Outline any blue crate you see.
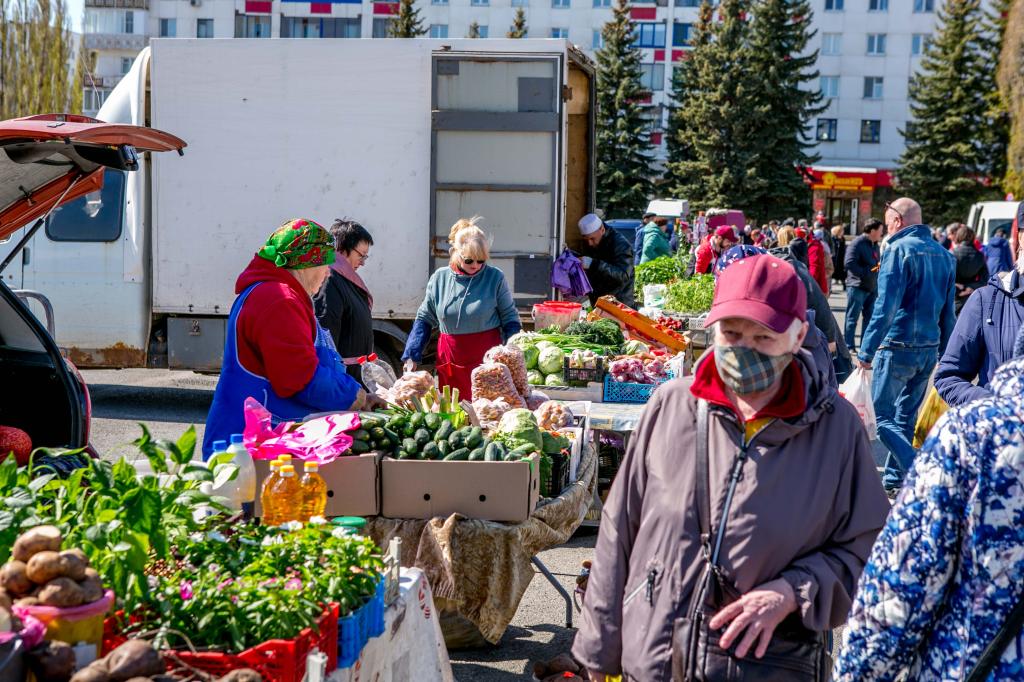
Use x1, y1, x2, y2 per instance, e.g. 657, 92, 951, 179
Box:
602, 371, 674, 404
337, 576, 386, 669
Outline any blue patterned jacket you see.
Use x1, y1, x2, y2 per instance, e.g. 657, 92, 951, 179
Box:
835, 357, 1024, 681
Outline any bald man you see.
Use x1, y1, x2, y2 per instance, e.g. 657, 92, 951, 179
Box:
855, 196, 956, 496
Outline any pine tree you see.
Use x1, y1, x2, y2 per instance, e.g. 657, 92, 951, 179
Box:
981, 0, 1011, 193
388, 0, 426, 37
665, 0, 759, 212
664, 4, 711, 171
998, 0, 1024, 198
743, 0, 825, 219
595, 0, 654, 216
467, 21, 481, 38
507, 7, 528, 38
897, 0, 992, 224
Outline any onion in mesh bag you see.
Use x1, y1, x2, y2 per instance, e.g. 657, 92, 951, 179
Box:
472, 397, 515, 431
535, 401, 573, 431
483, 345, 529, 398
471, 362, 525, 407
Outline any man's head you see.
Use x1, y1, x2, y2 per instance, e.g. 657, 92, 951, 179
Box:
954, 225, 976, 247
883, 197, 922, 235
863, 218, 884, 243
654, 216, 669, 232
642, 211, 657, 223
706, 255, 809, 395
711, 226, 737, 253
578, 213, 606, 248
796, 218, 807, 229
995, 227, 1008, 239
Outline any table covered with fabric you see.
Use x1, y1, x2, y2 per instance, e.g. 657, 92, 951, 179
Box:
364, 444, 598, 644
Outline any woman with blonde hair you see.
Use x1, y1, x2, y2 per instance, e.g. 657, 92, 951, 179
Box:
402, 217, 521, 398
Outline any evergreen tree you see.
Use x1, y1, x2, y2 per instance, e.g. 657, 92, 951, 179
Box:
897, 0, 991, 224
664, 3, 711, 171
388, 0, 426, 37
467, 21, 481, 38
744, 0, 825, 219
665, 0, 759, 212
981, 0, 1011, 192
507, 7, 528, 38
595, 0, 654, 216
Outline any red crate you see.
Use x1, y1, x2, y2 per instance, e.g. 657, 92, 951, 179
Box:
103, 604, 338, 682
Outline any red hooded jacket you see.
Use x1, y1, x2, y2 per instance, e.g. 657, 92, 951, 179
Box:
807, 237, 829, 293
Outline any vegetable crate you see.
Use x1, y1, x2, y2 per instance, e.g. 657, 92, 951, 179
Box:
562, 356, 604, 386
103, 604, 339, 682
337, 577, 386, 669
602, 371, 675, 405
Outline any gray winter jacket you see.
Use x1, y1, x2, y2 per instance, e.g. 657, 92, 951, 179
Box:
572, 352, 889, 680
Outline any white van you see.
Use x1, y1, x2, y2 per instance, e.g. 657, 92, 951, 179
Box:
967, 201, 1017, 243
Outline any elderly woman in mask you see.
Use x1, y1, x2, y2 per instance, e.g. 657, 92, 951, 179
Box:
574, 254, 888, 681
203, 219, 380, 456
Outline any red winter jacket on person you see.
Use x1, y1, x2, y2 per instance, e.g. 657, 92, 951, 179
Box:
694, 238, 717, 275
807, 237, 829, 293
234, 256, 324, 398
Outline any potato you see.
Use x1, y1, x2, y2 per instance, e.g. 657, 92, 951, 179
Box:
70, 660, 111, 682
27, 551, 66, 585
219, 671, 263, 682
78, 575, 105, 604
59, 549, 90, 581
26, 640, 77, 682
12, 525, 62, 562
0, 560, 33, 596
106, 639, 164, 681
38, 576, 86, 607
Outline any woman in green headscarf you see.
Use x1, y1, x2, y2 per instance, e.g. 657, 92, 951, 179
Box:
203, 218, 380, 456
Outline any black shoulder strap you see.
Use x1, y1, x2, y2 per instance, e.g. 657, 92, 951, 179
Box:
695, 400, 711, 555
966, 592, 1024, 682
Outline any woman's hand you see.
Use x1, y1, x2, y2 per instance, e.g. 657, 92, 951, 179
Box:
708, 578, 798, 659
403, 359, 417, 374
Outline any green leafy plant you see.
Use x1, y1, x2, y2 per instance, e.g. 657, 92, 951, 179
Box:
634, 256, 684, 304
665, 274, 716, 314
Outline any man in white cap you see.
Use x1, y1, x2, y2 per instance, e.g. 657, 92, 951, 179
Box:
578, 212, 635, 308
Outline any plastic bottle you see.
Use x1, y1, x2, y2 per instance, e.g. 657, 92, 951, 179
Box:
270, 464, 302, 525
299, 461, 328, 521
260, 460, 283, 525
227, 434, 257, 515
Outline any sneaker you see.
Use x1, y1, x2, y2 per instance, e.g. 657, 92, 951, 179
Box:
884, 487, 900, 501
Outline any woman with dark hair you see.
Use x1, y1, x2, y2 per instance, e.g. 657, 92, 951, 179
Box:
316, 219, 376, 384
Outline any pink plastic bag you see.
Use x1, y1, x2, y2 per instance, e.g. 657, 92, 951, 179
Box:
242, 397, 358, 464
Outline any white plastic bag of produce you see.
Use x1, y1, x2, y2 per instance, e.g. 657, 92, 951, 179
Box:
361, 359, 397, 395
839, 368, 877, 439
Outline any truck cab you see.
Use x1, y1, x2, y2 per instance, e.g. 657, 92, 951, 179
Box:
967, 201, 1017, 243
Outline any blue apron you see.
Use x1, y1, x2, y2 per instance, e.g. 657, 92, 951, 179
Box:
202, 283, 360, 458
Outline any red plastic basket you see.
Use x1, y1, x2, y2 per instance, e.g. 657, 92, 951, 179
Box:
103, 604, 338, 682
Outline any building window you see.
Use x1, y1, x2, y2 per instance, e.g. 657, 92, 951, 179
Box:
197, 19, 214, 38
551, 27, 568, 38
432, 0, 448, 5
868, 0, 887, 10
816, 118, 837, 142
593, 0, 611, 6
120, 57, 132, 74
123, 10, 133, 33
911, 34, 930, 55
863, 76, 883, 99
478, 25, 489, 37
821, 33, 840, 56
552, 0, 570, 7
373, 18, 392, 37
512, 0, 529, 5
470, 0, 489, 6
860, 119, 881, 143
824, 0, 843, 10
820, 75, 839, 98
280, 17, 361, 37
46, 170, 126, 243
673, 22, 693, 47
592, 29, 604, 49
82, 88, 110, 114
429, 23, 448, 37
235, 14, 271, 38
866, 33, 886, 55
675, 0, 700, 6
913, 0, 934, 12
639, 63, 665, 91
633, 22, 665, 48
159, 18, 176, 37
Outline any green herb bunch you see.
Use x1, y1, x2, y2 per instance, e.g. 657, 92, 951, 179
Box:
634, 256, 684, 304
665, 274, 716, 314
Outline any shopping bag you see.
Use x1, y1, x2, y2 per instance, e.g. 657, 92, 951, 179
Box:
242, 397, 357, 464
912, 386, 948, 448
839, 368, 877, 439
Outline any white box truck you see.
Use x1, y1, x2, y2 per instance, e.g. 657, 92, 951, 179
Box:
0, 38, 595, 370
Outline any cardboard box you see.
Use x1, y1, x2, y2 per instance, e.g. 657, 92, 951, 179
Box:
253, 453, 381, 518
381, 453, 541, 523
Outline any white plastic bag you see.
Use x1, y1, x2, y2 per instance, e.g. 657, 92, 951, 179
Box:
839, 367, 877, 439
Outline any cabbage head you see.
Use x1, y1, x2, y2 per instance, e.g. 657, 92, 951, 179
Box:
495, 408, 543, 452
523, 345, 540, 370
527, 369, 545, 385
537, 346, 565, 375
544, 372, 565, 387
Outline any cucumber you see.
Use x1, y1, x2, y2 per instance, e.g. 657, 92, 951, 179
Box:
351, 440, 370, 454
483, 442, 500, 462
386, 416, 406, 431
414, 428, 432, 448
448, 431, 464, 449
443, 447, 470, 461
422, 442, 441, 461
510, 444, 536, 457
410, 412, 425, 429
402, 438, 419, 456
383, 428, 400, 446
402, 422, 416, 438
465, 426, 484, 449
437, 441, 452, 458
370, 427, 387, 441
468, 447, 485, 462
424, 413, 441, 431
503, 451, 520, 461
359, 414, 385, 429
397, 450, 416, 460
434, 421, 454, 443
350, 428, 370, 441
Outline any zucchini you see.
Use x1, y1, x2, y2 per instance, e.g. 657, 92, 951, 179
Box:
402, 438, 419, 456
468, 447, 485, 462
434, 421, 454, 442
444, 447, 471, 461
465, 426, 484, 449
410, 412, 425, 429
483, 442, 500, 462
424, 412, 441, 431
414, 428, 432, 448
422, 442, 441, 460
351, 439, 370, 454
437, 441, 452, 458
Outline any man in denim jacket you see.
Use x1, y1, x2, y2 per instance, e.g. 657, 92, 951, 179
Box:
856, 197, 956, 495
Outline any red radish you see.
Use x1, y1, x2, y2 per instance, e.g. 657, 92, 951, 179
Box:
0, 426, 32, 466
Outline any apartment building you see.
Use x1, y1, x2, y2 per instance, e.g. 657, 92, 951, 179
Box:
80, 0, 980, 223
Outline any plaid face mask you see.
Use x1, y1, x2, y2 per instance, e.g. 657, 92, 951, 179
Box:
714, 344, 792, 395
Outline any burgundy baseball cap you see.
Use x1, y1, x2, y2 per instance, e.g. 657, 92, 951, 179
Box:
705, 255, 807, 333
714, 225, 736, 240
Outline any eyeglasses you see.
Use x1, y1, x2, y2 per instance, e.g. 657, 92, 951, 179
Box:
352, 247, 369, 262
884, 202, 904, 221
461, 257, 486, 266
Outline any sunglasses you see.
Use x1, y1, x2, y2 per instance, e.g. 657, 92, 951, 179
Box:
884, 202, 904, 220
461, 257, 486, 265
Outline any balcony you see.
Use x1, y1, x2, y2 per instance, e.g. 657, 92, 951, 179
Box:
85, 0, 148, 9
83, 32, 148, 51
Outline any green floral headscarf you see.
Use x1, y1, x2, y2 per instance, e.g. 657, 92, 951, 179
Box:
257, 218, 336, 269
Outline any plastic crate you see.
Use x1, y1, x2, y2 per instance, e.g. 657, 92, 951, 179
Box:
104, 604, 339, 682
337, 577, 386, 669
545, 452, 569, 497
602, 371, 674, 404
562, 356, 604, 386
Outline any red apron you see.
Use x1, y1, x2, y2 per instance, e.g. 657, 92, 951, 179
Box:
436, 328, 502, 401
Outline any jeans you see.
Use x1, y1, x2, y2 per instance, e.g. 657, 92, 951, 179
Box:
872, 347, 937, 490
845, 287, 877, 351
